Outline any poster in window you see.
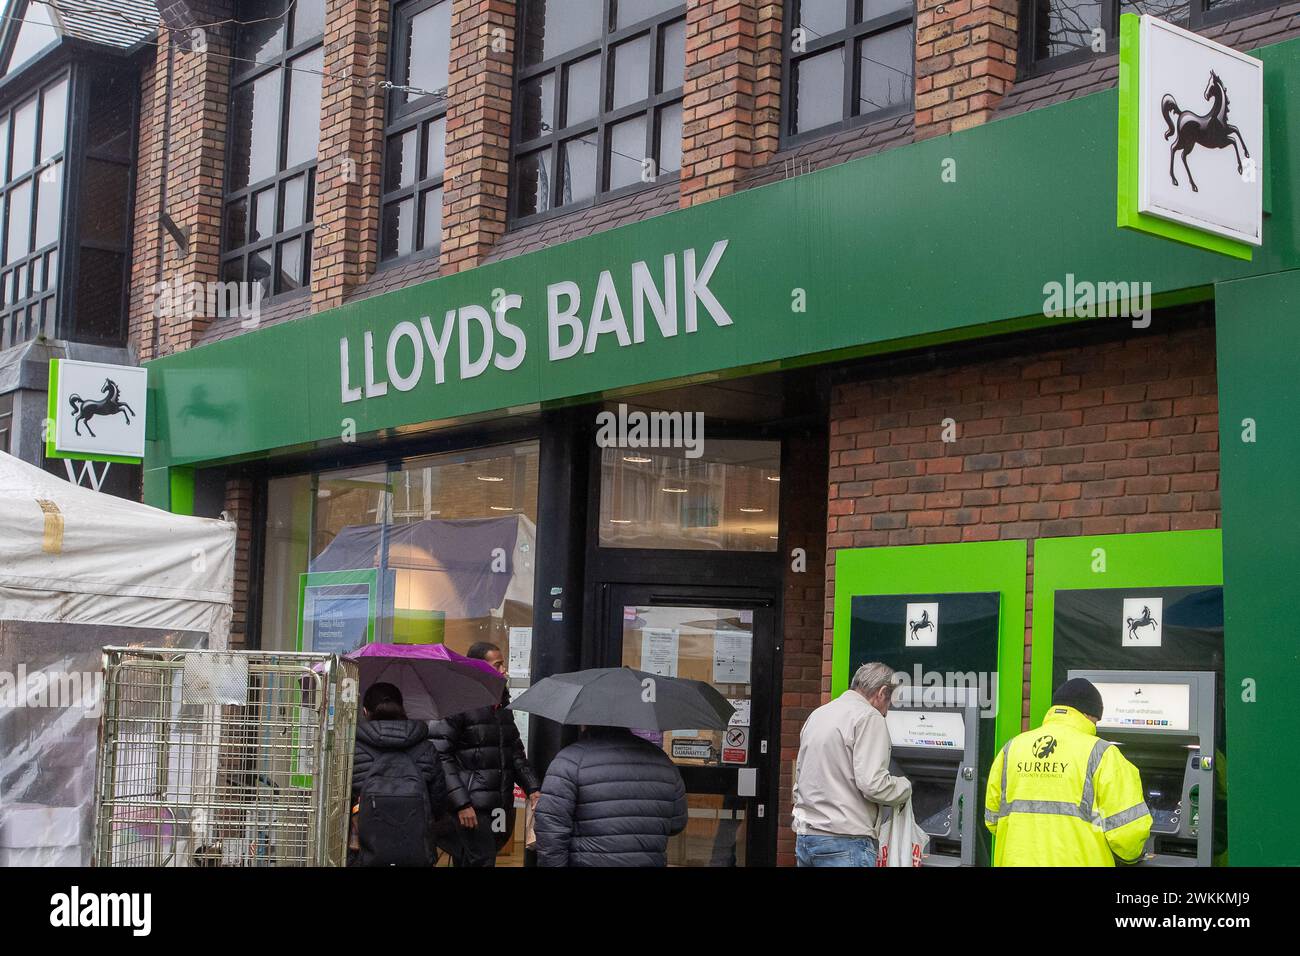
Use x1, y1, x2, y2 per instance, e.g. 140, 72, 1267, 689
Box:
640, 628, 679, 677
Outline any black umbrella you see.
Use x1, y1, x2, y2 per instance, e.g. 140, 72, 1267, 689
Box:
507, 667, 735, 731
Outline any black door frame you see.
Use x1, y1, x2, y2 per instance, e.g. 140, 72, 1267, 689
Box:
594, 581, 779, 865
579, 420, 788, 866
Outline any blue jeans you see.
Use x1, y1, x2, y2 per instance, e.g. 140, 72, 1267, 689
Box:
796, 833, 878, 867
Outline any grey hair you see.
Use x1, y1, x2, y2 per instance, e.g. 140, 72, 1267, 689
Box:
850, 662, 898, 697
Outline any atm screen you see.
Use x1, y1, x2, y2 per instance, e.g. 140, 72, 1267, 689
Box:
1142, 771, 1187, 834
1094, 681, 1191, 732
1143, 775, 1185, 813
886, 710, 966, 750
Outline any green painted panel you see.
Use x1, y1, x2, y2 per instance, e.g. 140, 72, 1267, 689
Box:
1029, 531, 1223, 727
169, 467, 195, 516
831, 540, 1027, 750
1215, 269, 1300, 866
145, 33, 1300, 469
142, 466, 169, 510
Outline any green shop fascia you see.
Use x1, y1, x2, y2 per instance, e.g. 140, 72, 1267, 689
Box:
143, 30, 1300, 866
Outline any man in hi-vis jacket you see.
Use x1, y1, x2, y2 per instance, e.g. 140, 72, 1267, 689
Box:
986, 678, 1152, 866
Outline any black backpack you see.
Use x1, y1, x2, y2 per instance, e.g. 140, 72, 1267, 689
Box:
356, 748, 434, 867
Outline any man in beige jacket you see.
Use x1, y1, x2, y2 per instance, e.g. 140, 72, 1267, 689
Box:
792, 662, 912, 866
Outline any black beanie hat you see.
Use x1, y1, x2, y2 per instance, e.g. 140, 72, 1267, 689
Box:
1052, 678, 1104, 720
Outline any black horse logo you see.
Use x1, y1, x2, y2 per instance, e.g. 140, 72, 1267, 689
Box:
1032, 735, 1058, 759
178, 384, 238, 430
69, 378, 136, 438
1162, 70, 1250, 193
908, 608, 935, 641
1127, 605, 1159, 641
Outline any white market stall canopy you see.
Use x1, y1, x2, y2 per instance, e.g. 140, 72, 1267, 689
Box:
0, 450, 236, 866
0, 450, 235, 638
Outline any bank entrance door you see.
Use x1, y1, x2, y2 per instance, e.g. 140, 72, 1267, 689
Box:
601, 584, 777, 867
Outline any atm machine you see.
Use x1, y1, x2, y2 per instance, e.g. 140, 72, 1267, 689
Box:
1068, 669, 1217, 867
885, 687, 981, 866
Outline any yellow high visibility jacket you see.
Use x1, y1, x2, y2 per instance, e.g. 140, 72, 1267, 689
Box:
985, 705, 1152, 866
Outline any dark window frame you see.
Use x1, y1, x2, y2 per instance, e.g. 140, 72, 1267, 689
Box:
0, 390, 12, 454
62, 62, 138, 347
509, 0, 686, 229
0, 0, 61, 80
378, 0, 452, 268
220, 1, 324, 306
0, 67, 68, 349
780, 0, 916, 149
1020, 0, 1284, 76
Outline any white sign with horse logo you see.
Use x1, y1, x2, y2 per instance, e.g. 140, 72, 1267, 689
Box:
1121, 596, 1163, 647
905, 602, 938, 647
1138, 15, 1263, 245
53, 360, 147, 459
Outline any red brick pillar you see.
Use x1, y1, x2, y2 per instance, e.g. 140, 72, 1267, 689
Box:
128, 45, 163, 357
680, 0, 783, 207
223, 474, 256, 650
129, 3, 235, 358
913, 0, 1018, 140
777, 428, 829, 866
313, 0, 389, 310
440, 0, 516, 274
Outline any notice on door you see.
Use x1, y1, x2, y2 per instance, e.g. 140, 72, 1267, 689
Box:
727, 698, 751, 727
722, 726, 749, 764
641, 628, 679, 676
508, 626, 532, 678
508, 687, 529, 742
671, 738, 712, 760
713, 630, 752, 684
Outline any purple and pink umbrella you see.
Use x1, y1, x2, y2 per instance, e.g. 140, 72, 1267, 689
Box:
344, 643, 505, 721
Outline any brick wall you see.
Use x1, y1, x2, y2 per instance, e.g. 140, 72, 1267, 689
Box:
777, 426, 828, 867
223, 474, 257, 650
440, 0, 516, 273
680, 0, 783, 206
129, 3, 235, 359
914, 0, 1018, 139
823, 319, 1220, 725
313, 0, 389, 310
128, 44, 161, 355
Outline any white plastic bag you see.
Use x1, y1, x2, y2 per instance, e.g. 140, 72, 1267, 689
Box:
877, 798, 929, 867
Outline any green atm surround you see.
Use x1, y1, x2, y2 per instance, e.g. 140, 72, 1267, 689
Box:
831, 540, 1028, 754
1028, 530, 1223, 726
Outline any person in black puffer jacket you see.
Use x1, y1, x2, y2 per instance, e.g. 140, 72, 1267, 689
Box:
350, 682, 449, 867
534, 725, 688, 867
430, 642, 541, 867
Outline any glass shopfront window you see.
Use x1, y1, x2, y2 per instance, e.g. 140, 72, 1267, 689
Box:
598, 439, 781, 551
260, 441, 540, 867
259, 442, 540, 656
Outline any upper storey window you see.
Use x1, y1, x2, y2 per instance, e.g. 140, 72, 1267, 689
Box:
783, 0, 916, 144
1024, 1, 1275, 71
381, 0, 452, 263
512, 0, 687, 224
0, 75, 66, 347
222, 0, 325, 301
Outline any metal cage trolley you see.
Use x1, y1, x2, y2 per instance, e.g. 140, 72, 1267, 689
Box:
92, 648, 359, 867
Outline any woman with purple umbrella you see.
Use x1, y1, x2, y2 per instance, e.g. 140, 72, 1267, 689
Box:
349, 682, 448, 867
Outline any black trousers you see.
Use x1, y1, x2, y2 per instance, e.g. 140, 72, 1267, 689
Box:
437, 810, 513, 867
